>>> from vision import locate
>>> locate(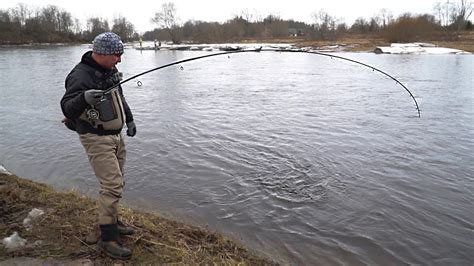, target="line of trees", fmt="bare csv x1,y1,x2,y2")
145,2,472,43
0,1,472,45
0,4,137,44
